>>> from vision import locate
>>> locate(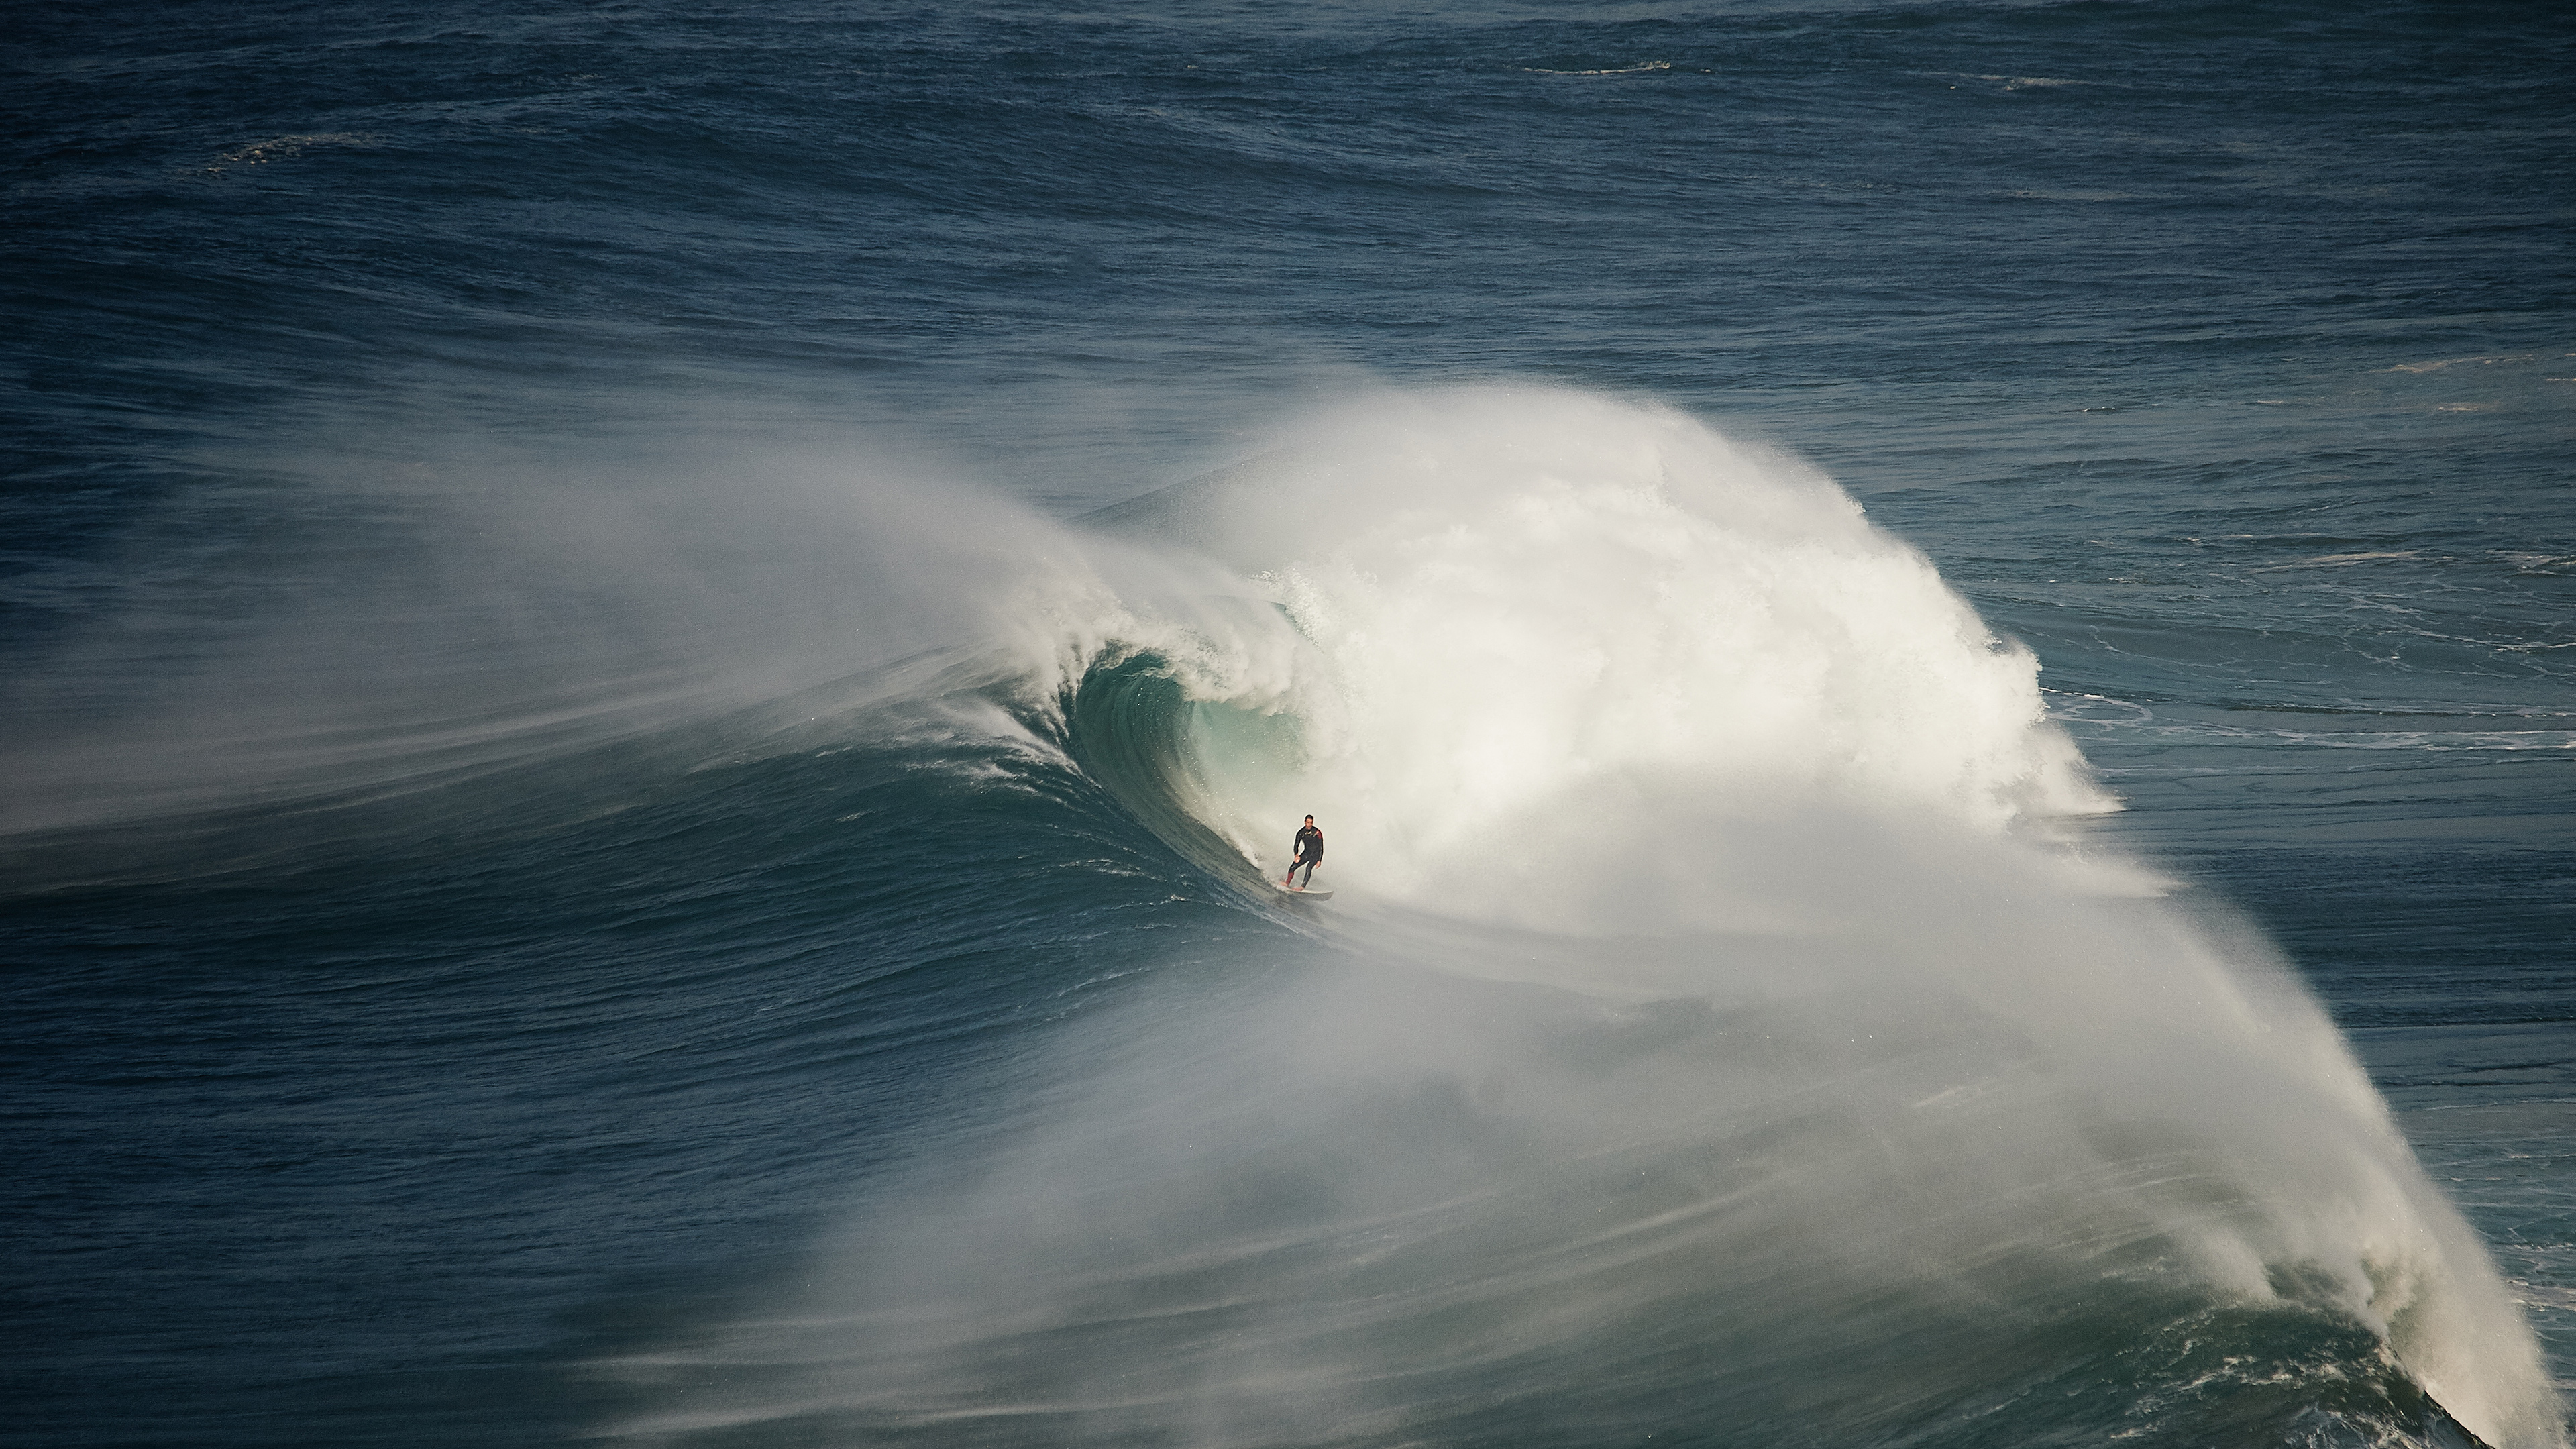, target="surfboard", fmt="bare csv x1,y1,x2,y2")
1276,885,1334,901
